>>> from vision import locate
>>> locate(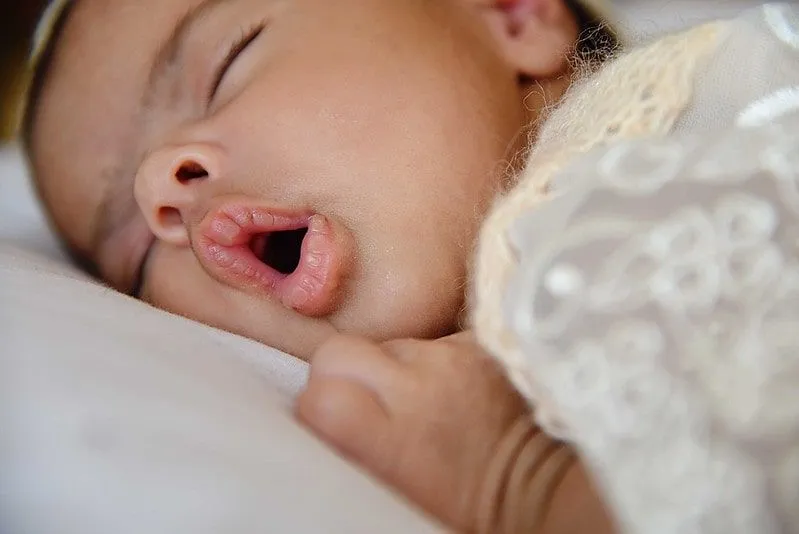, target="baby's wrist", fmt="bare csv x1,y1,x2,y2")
475,416,572,533
474,414,616,534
